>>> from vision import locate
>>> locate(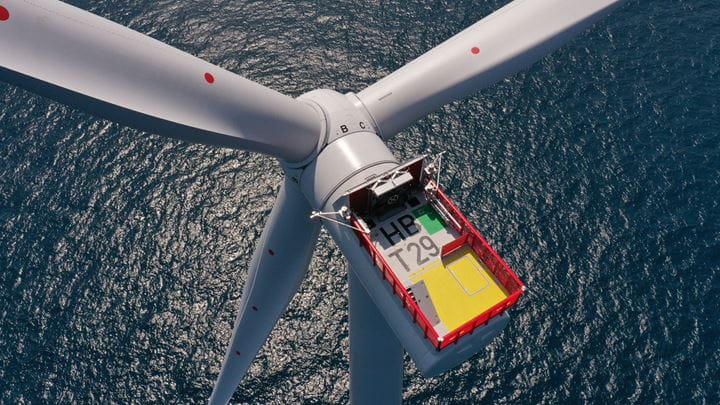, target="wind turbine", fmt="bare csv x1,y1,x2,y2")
0,0,626,403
